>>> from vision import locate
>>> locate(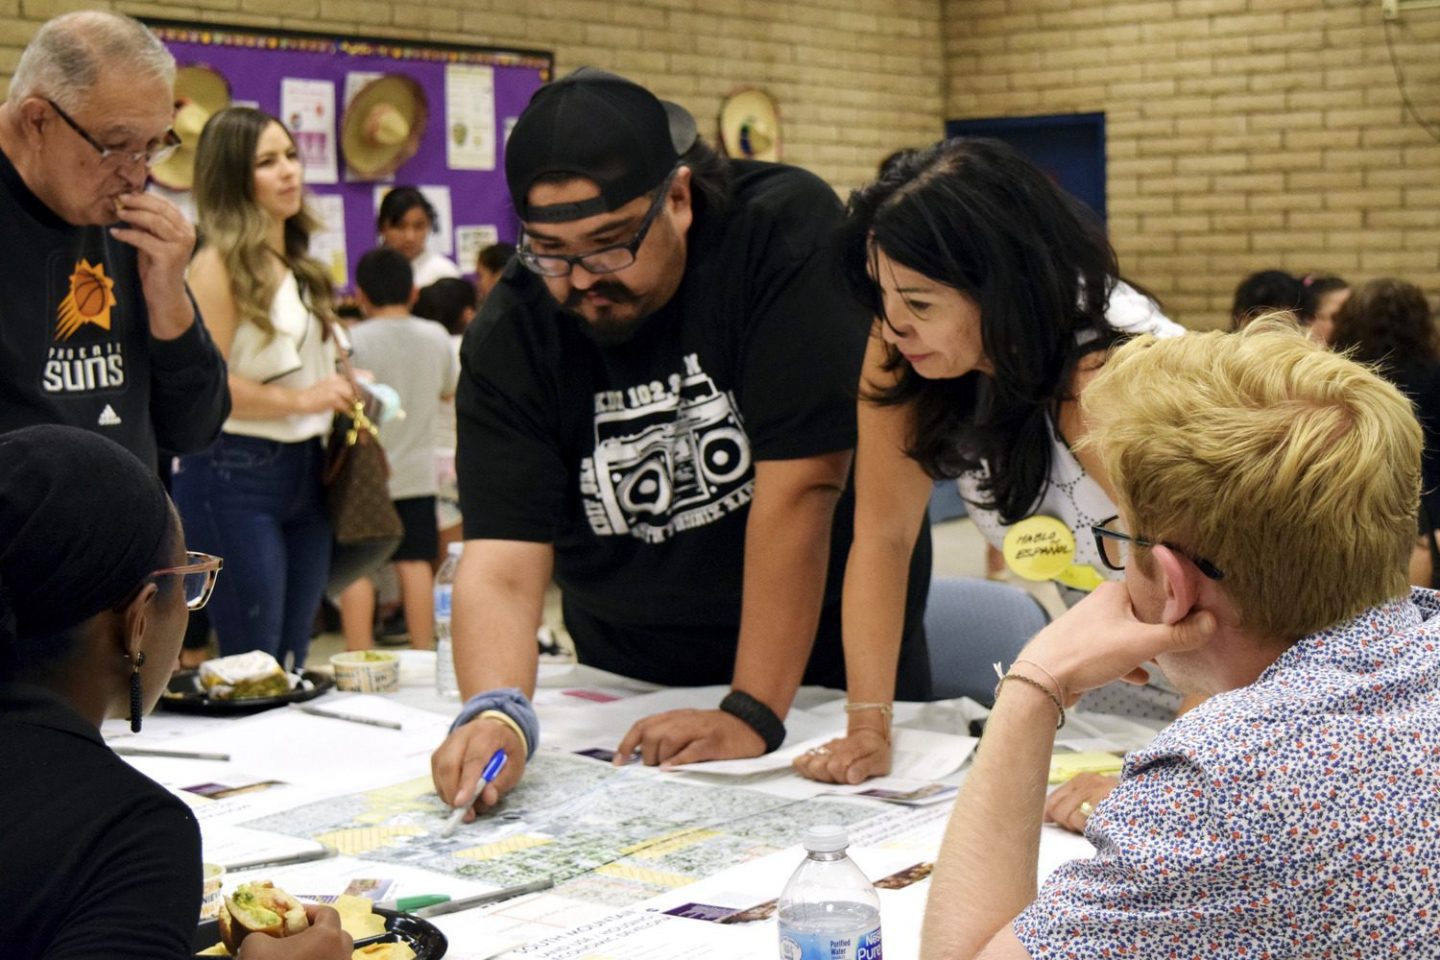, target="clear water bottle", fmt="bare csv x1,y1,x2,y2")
778,825,882,960
434,542,463,697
